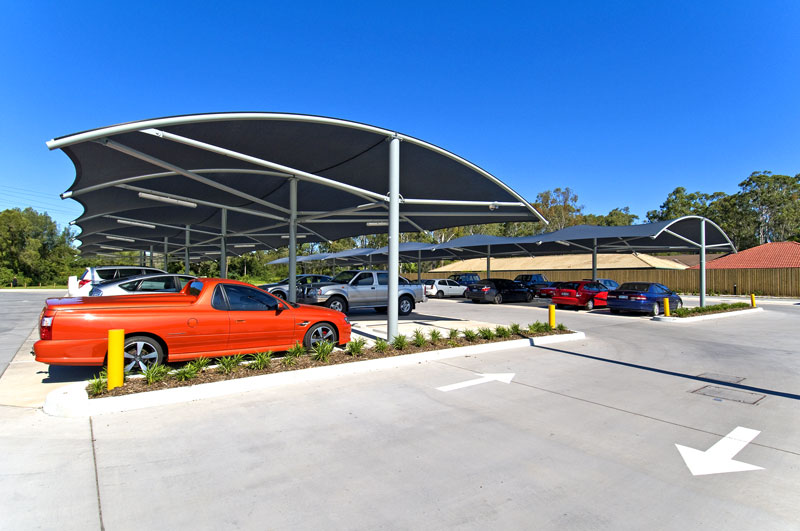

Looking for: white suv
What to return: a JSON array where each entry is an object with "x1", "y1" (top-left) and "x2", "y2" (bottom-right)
[{"x1": 67, "y1": 266, "x2": 167, "y2": 296}]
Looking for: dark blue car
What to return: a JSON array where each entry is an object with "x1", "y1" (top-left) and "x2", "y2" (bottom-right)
[{"x1": 606, "y1": 282, "x2": 683, "y2": 316}]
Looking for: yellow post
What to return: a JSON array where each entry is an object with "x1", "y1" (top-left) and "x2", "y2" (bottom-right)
[
  {"x1": 750, "y1": 294, "x2": 756, "y2": 308},
  {"x1": 548, "y1": 304, "x2": 556, "y2": 329},
  {"x1": 107, "y1": 329, "x2": 125, "y2": 390},
  {"x1": 663, "y1": 297, "x2": 671, "y2": 317}
]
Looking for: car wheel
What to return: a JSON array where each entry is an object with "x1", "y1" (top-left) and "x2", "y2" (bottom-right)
[
  {"x1": 436, "y1": 291, "x2": 444, "y2": 299},
  {"x1": 272, "y1": 290, "x2": 287, "y2": 300},
  {"x1": 399, "y1": 296, "x2": 414, "y2": 316},
  {"x1": 324, "y1": 296, "x2": 347, "y2": 313},
  {"x1": 493, "y1": 293, "x2": 503, "y2": 304},
  {"x1": 525, "y1": 292, "x2": 533, "y2": 302},
  {"x1": 304, "y1": 322, "x2": 338, "y2": 350},
  {"x1": 585, "y1": 299, "x2": 594, "y2": 311},
  {"x1": 650, "y1": 302, "x2": 660, "y2": 317},
  {"x1": 123, "y1": 335, "x2": 164, "y2": 373}
]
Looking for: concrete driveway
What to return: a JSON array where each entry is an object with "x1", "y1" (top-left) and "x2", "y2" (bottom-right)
[{"x1": 1, "y1": 295, "x2": 798, "y2": 529}]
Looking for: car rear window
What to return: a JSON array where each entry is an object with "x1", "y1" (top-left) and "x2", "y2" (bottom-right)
[
  {"x1": 618, "y1": 283, "x2": 650, "y2": 292},
  {"x1": 560, "y1": 282, "x2": 579, "y2": 290}
]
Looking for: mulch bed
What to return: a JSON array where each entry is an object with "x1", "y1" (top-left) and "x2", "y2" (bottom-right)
[{"x1": 92, "y1": 329, "x2": 573, "y2": 399}]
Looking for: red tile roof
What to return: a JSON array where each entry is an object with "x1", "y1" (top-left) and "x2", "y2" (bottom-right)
[{"x1": 690, "y1": 241, "x2": 800, "y2": 269}]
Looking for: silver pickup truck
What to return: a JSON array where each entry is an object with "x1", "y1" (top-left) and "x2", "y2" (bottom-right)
[{"x1": 297, "y1": 270, "x2": 426, "y2": 315}]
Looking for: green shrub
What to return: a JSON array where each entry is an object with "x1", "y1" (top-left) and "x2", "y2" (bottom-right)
[
  {"x1": 189, "y1": 357, "x2": 211, "y2": 372},
  {"x1": 463, "y1": 329, "x2": 478, "y2": 342},
  {"x1": 392, "y1": 334, "x2": 408, "y2": 350},
  {"x1": 412, "y1": 329, "x2": 426, "y2": 347},
  {"x1": 447, "y1": 339, "x2": 459, "y2": 348},
  {"x1": 448, "y1": 328, "x2": 460, "y2": 340},
  {"x1": 509, "y1": 323, "x2": 521, "y2": 335},
  {"x1": 88, "y1": 377, "x2": 106, "y2": 396},
  {"x1": 287, "y1": 342, "x2": 306, "y2": 358},
  {"x1": 673, "y1": 302, "x2": 750, "y2": 318},
  {"x1": 374, "y1": 338, "x2": 389, "y2": 353},
  {"x1": 478, "y1": 327, "x2": 496, "y2": 340},
  {"x1": 174, "y1": 365, "x2": 198, "y2": 381},
  {"x1": 495, "y1": 325, "x2": 511, "y2": 338},
  {"x1": 346, "y1": 337, "x2": 366, "y2": 356},
  {"x1": 282, "y1": 354, "x2": 297, "y2": 368},
  {"x1": 249, "y1": 351, "x2": 273, "y2": 370},
  {"x1": 216, "y1": 356, "x2": 239, "y2": 375},
  {"x1": 311, "y1": 340, "x2": 335, "y2": 363},
  {"x1": 143, "y1": 363, "x2": 170, "y2": 385},
  {"x1": 428, "y1": 329, "x2": 442, "y2": 343},
  {"x1": 528, "y1": 321, "x2": 552, "y2": 334},
  {"x1": 556, "y1": 323, "x2": 568, "y2": 331}
]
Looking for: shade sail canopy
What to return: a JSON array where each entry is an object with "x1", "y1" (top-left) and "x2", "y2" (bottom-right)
[{"x1": 49, "y1": 113, "x2": 546, "y2": 256}]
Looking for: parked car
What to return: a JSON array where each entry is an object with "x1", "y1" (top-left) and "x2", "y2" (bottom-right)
[
  {"x1": 538, "y1": 281, "x2": 567, "y2": 298},
  {"x1": 423, "y1": 279, "x2": 467, "y2": 298},
  {"x1": 89, "y1": 273, "x2": 196, "y2": 296},
  {"x1": 465, "y1": 278, "x2": 533, "y2": 304},
  {"x1": 35, "y1": 278, "x2": 351, "y2": 371},
  {"x1": 67, "y1": 266, "x2": 167, "y2": 297},
  {"x1": 606, "y1": 282, "x2": 683, "y2": 316},
  {"x1": 551, "y1": 281, "x2": 608, "y2": 310},
  {"x1": 514, "y1": 273, "x2": 551, "y2": 296},
  {"x1": 448, "y1": 273, "x2": 481, "y2": 286},
  {"x1": 258, "y1": 274, "x2": 332, "y2": 300},
  {"x1": 297, "y1": 270, "x2": 426, "y2": 315},
  {"x1": 584, "y1": 278, "x2": 620, "y2": 291}
]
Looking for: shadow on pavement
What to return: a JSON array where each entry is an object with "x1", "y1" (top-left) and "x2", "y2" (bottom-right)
[{"x1": 42, "y1": 365, "x2": 98, "y2": 383}]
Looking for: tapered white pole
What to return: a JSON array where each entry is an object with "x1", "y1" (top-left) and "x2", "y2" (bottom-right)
[{"x1": 388, "y1": 137, "x2": 400, "y2": 340}]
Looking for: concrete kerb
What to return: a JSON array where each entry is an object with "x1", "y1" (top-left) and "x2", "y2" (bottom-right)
[
  {"x1": 652, "y1": 306, "x2": 764, "y2": 322},
  {"x1": 44, "y1": 331, "x2": 586, "y2": 418}
]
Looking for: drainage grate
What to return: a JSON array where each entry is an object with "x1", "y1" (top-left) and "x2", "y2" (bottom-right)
[
  {"x1": 697, "y1": 373, "x2": 745, "y2": 384},
  {"x1": 691, "y1": 385, "x2": 765, "y2": 404}
]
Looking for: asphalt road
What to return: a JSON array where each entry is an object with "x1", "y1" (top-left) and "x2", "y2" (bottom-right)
[
  {"x1": 0, "y1": 289, "x2": 63, "y2": 377},
  {"x1": 2, "y1": 295, "x2": 799, "y2": 529}
]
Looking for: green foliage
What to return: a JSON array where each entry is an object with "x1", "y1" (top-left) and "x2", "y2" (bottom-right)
[
  {"x1": 509, "y1": 323, "x2": 521, "y2": 335},
  {"x1": 556, "y1": 323, "x2": 568, "y2": 331},
  {"x1": 673, "y1": 302, "x2": 751, "y2": 317},
  {"x1": 463, "y1": 329, "x2": 478, "y2": 342},
  {"x1": 392, "y1": 334, "x2": 408, "y2": 350},
  {"x1": 189, "y1": 357, "x2": 211, "y2": 372},
  {"x1": 249, "y1": 351, "x2": 273, "y2": 370},
  {"x1": 287, "y1": 342, "x2": 306, "y2": 358},
  {"x1": 412, "y1": 329, "x2": 427, "y2": 347},
  {"x1": 281, "y1": 354, "x2": 298, "y2": 368},
  {"x1": 373, "y1": 338, "x2": 390, "y2": 353},
  {"x1": 528, "y1": 321, "x2": 552, "y2": 334},
  {"x1": 478, "y1": 327, "x2": 496, "y2": 340},
  {"x1": 346, "y1": 337, "x2": 366, "y2": 356},
  {"x1": 447, "y1": 339, "x2": 459, "y2": 348},
  {"x1": 143, "y1": 363, "x2": 170, "y2": 385},
  {"x1": 428, "y1": 329, "x2": 442, "y2": 343},
  {"x1": 174, "y1": 365, "x2": 198, "y2": 381},
  {"x1": 448, "y1": 328, "x2": 460, "y2": 340},
  {"x1": 495, "y1": 325, "x2": 512, "y2": 338},
  {"x1": 87, "y1": 377, "x2": 106, "y2": 396},
  {"x1": 311, "y1": 340, "x2": 335, "y2": 363},
  {"x1": 216, "y1": 356, "x2": 240, "y2": 374}
]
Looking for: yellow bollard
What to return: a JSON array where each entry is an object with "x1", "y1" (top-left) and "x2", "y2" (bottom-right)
[
  {"x1": 548, "y1": 304, "x2": 556, "y2": 329},
  {"x1": 750, "y1": 294, "x2": 756, "y2": 308},
  {"x1": 663, "y1": 297, "x2": 671, "y2": 317},
  {"x1": 107, "y1": 329, "x2": 125, "y2": 390}
]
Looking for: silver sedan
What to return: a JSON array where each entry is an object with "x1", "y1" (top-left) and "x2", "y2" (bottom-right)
[{"x1": 88, "y1": 273, "x2": 196, "y2": 296}]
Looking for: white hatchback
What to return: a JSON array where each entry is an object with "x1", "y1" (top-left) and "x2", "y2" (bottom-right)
[
  {"x1": 67, "y1": 265, "x2": 167, "y2": 296},
  {"x1": 423, "y1": 279, "x2": 467, "y2": 299}
]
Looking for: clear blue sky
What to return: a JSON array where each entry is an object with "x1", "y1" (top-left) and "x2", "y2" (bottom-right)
[{"x1": 1, "y1": 1, "x2": 798, "y2": 232}]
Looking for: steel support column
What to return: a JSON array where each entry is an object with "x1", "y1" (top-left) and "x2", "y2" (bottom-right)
[
  {"x1": 184, "y1": 225, "x2": 190, "y2": 274},
  {"x1": 486, "y1": 245, "x2": 491, "y2": 279},
  {"x1": 149, "y1": 246, "x2": 154, "y2": 267},
  {"x1": 288, "y1": 178, "x2": 298, "y2": 303},
  {"x1": 220, "y1": 208, "x2": 228, "y2": 278},
  {"x1": 592, "y1": 238, "x2": 598, "y2": 281},
  {"x1": 388, "y1": 137, "x2": 400, "y2": 340},
  {"x1": 700, "y1": 218, "x2": 706, "y2": 307},
  {"x1": 163, "y1": 237, "x2": 169, "y2": 270}
]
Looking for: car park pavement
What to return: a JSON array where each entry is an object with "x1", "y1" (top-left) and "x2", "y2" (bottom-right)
[{"x1": 1, "y1": 294, "x2": 799, "y2": 529}]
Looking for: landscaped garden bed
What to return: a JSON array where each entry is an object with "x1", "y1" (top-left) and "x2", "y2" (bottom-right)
[
  {"x1": 88, "y1": 322, "x2": 571, "y2": 398},
  {"x1": 672, "y1": 302, "x2": 753, "y2": 317}
]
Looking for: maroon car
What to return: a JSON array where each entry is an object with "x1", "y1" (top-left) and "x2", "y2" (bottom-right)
[
  {"x1": 538, "y1": 282, "x2": 566, "y2": 298},
  {"x1": 551, "y1": 281, "x2": 608, "y2": 311}
]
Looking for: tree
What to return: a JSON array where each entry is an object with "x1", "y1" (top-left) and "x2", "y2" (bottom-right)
[
  {"x1": 738, "y1": 171, "x2": 800, "y2": 244},
  {"x1": 532, "y1": 188, "x2": 583, "y2": 231},
  {"x1": 646, "y1": 187, "x2": 727, "y2": 222},
  {"x1": 581, "y1": 207, "x2": 639, "y2": 226}
]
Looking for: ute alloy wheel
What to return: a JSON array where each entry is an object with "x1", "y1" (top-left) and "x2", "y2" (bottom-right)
[
  {"x1": 304, "y1": 323, "x2": 338, "y2": 350},
  {"x1": 324, "y1": 296, "x2": 347, "y2": 313},
  {"x1": 122, "y1": 336, "x2": 164, "y2": 372}
]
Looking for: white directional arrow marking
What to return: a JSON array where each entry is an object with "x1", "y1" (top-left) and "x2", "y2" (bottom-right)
[
  {"x1": 676, "y1": 426, "x2": 764, "y2": 476},
  {"x1": 436, "y1": 373, "x2": 515, "y2": 392}
]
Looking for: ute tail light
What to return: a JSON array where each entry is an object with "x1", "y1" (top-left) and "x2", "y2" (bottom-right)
[{"x1": 40, "y1": 311, "x2": 55, "y2": 340}]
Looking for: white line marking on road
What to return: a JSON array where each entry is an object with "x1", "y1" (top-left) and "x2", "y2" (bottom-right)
[{"x1": 436, "y1": 373, "x2": 515, "y2": 392}]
